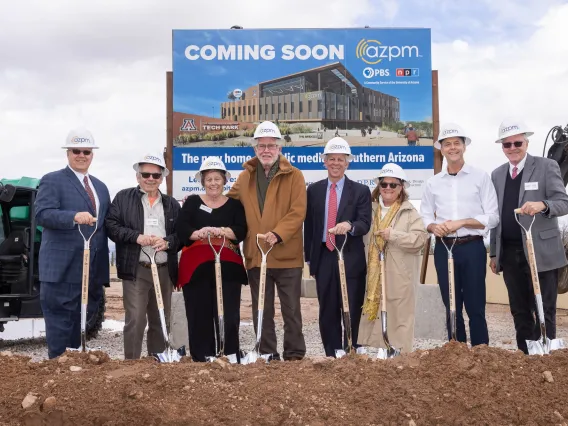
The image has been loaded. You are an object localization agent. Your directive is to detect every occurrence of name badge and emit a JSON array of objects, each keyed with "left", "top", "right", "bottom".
[
  {"left": 146, "top": 218, "right": 159, "bottom": 226},
  {"left": 200, "top": 204, "right": 213, "bottom": 213},
  {"left": 525, "top": 182, "right": 538, "bottom": 191}
]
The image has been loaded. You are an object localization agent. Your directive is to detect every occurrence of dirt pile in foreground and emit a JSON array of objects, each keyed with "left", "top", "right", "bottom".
[{"left": 1, "top": 342, "right": 567, "bottom": 425}]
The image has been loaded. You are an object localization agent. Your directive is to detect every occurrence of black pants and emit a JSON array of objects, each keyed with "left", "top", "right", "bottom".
[
  {"left": 315, "top": 245, "right": 366, "bottom": 357},
  {"left": 434, "top": 238, "right": 489, "bottom": 346},
  {"left": 501, "top": 243, "right": 558, "bottom": 354},
  {"left": 182, "top": 278, "right": 242, "bottom": 362}
]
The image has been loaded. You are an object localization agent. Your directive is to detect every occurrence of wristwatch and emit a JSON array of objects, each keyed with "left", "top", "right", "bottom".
[
  {"left": 541, "top": 200, "right": 550, "bottom": 216},
  {"left": 165, "top": 240, "right": 170, "bottom": 250}
]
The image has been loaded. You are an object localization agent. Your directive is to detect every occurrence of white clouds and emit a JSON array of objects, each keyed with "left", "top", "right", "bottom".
[
  {"left": 432, "top": 2, "right": 568, "bottom": 172},
  {"left": 1, "top": 0, "right": 567, "bottom": 199}
]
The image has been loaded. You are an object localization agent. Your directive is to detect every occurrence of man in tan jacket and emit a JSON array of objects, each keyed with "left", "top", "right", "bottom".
[{"left": 228, "top": 121, "right": 307, "bottom": 361}]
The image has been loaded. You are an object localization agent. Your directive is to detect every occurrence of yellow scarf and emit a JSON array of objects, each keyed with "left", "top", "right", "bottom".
[{"left": 361, "top": 198, "right": 401, "bottom": 320}]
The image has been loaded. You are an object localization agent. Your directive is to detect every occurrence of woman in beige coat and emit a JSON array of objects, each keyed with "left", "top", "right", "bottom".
[{"left": 358, "top": 163, "right": 428, "bottom": 354}]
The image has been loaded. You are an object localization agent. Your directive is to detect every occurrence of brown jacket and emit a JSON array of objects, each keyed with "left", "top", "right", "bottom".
[
  {"left": 227, "top": 154, "right": 307, "bottom": 270},
  {"left": 358, "top": 200, "right": 427, "bottom": 353}
]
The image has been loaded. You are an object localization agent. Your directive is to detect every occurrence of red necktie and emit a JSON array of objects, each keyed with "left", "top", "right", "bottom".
[
  {"left": 83, "top": 176, "right": 97, "bottom": 216},
  {"left": 512, "top": 166, "right": 518, "bottom": 179},
  {"left": 326, "top": 183, "right": 337, "bottom": 251}
]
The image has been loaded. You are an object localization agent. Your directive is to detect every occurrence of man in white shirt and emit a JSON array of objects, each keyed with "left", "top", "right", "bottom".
[{"left": 420, "top": 123, "right": 499, "bottom": 346}]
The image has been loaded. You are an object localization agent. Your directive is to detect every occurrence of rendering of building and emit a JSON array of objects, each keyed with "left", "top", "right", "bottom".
[{"left": 220, "top": 62, "right": 400, "bottom": 129}]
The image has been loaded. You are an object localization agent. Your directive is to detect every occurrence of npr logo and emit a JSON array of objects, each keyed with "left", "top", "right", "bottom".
[{"left": 395, "top": 68, "right": 419, "bottom": 77}]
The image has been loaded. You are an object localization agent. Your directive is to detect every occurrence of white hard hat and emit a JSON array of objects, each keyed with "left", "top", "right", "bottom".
[
  {"left": 194, "top": 156, "right": 231, "bottom": 181},
  {"left": 133, "top": 153, "right": 170, "bottom": 177},
  {"left": 322, "top": 137, "right": 353, "bottom": 161},
  {"left": 252, "top": 121, "right": 282, "bottom": 145},
  {"left": 435, "top": 123, "right": 471, "bottom": 150},
  {"left": 62, "top": 128, "right": 98, "bottom": 149},
  {"left": 495, "top": 118, "right": 534, "bottom": 143},
  {"left": 374, "top": 163, "right": 410, "bottom": 188}
]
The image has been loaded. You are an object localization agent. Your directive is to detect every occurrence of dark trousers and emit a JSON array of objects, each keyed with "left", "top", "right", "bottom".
[
  {"left": 434, "top": 238, "right": 489, "bottom": 346},
  {"left": 182, "top": 278, "right": 242, "bottom": 362},
  {"left": 247, "top": 267, "right": 306, "bottom": 360},
  {"left": 40, "top": 279, "right": 103, "bottom": 359},
  {"left": 315, "top": 246, "right": 366, "bottom": 357},
  {"left": 501, "top": 243, "right": 558, "bottom": 354}
]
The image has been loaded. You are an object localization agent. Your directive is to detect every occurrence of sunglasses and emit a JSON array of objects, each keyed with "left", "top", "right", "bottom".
[
  {"left": 71, "top": 149, "right": 92, "bottom": 156},
  {"left": 502, "top": 141, "right": 524, "bottom": 149},
  {"left": 380, "top": 182, "right": 401, "bottom": 189},
  {"left": 140, "top": 172, "right": 162, "bottom": 179}
]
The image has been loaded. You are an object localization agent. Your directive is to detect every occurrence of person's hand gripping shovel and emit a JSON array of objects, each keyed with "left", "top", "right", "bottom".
[
  {"left": 328, "top": 230, "right": 356, "bottom": 358},
  {"left": 141, "top": 247, "right": 186, "bottom": 363},
  {"left": 241, "top": 234, "right": 275, "bottom": 365},
  {"left": 373, "top": 238, "right": 401, "bottom": 360},
  {"left": 67, "top": 219, "right": 102, "bottom": 354},
  {"left": 514, "top": 208, "right": 565, "bottom": 355},
  {"left": 204, "top": 232, "right": 239, "bottom": 364},
  {"left": 440, "top": 234, "right": 458, "bottom": 342}
]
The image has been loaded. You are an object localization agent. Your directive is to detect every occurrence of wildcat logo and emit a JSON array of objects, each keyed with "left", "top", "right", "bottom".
[{"left": 180, "top": 118, "right": 197, "bottom": 132}]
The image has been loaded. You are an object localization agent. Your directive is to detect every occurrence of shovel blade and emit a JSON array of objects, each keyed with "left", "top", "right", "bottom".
[
  {"left": 527, "top": 337, "right": 565, "bottom": 356},
  {"left": 240, "top": 351, "right": 273, "bottom": 365},
  {"left": 377, "top": 347, "right": 401, "bottom": 360},
  {"left": 152, "top": 345, "right": 186, "bottom": 363}
]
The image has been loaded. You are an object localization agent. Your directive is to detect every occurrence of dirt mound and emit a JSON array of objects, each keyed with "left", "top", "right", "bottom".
[{"left": 1, "top": 342, "right": 567, "bottom": 425}]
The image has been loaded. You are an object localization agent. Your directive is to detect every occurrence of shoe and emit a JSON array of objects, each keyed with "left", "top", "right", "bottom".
[{"left": 284, "top": 356, "right": 304, "bottom": 361}]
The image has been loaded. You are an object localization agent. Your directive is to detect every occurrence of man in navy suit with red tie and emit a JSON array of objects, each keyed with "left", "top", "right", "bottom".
[
  {"left": 304, "top": 138, "right": 372, "bottom": 357},
  {"left": 35, "top": 128, "right": 110, "bottom": 359}
]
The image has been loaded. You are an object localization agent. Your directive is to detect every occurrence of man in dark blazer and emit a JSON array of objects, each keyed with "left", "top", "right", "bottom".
[
  {"left": 35, "top": 128, "right": 110, "bottom": 359},
  {"left": 489, "top": 118, "right": 568, "bottom": 354},
  {"left": 304, "top": 137, "right": 372, "bottom": 357}
]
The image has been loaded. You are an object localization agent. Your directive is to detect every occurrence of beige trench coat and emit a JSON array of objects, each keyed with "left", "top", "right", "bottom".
[{"left": 358, "top": 200, "right": 428, "bottom": 353}]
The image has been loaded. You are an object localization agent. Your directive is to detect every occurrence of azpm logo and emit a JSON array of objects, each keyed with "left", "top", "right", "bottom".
[{"left": 356, "top": 39, "right": 420, "bottom": 64}]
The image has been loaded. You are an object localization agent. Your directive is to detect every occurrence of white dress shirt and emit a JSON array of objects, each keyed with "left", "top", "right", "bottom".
[
  {"left": 420, "top": 163, "right": 499, "bottom": 237},
  {"left": 509, "top": 154, "right": 527, "bottom": 178},
  {"left": 70, "top": 167, "right": 100, "bottom": 217}
]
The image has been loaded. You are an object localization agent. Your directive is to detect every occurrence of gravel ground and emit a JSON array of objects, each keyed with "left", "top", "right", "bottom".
[{"left": 3, "top": 308, "right": 563, "bottom": 361}]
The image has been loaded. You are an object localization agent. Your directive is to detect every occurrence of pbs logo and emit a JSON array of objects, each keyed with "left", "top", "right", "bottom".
[{"left": 362, "top": 67, "right": 390, "bottom": 79}]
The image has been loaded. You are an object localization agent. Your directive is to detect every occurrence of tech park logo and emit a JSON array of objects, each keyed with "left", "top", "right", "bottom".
[{"left": 356, "top": 39, "right": 421, "bottom": 64}]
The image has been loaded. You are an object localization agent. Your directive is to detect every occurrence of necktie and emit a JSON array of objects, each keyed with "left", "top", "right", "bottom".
[
  {"left": 326, "top": 183, "right": 337, "bottom": 251},
  {"left": 83, "top": 176, "right": 97, "bottom": 216},
  {"left": 512, "top": 166, "right": 518, "bottom": 179}
]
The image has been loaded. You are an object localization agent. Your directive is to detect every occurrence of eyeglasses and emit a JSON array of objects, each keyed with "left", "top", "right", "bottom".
[
  {"left": 140, "top": 172, "right": 162, "bottom": 179},
  {"left": 502, "top": 141, "right": 524, "bottom": 149},
  {"left": 71, "top": 149, "right": 92, "bottom": 156},
  {"left": 256, "top": 144, "right": 278, "bottom": 151},
  {"left": 380, "top": 182, "right": 401, "bottom": 189}
]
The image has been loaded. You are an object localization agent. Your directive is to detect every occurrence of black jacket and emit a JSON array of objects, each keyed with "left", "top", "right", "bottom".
[
  {"left": 105, "top": 187, "right": 181, "bottom": 285},
  {"left": 304, "top": 176, "right": 372, "bottom": 277}
]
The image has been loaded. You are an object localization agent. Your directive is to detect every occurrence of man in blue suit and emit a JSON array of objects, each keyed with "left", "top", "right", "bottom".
[
  {"left": 304, "top": 137, "right": 372, "bottom": 357},
  {"left": 35, "top": 128, "right": 111, "bottom": 359}
]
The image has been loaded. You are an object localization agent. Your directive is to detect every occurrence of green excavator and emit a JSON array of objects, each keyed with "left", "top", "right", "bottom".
[{"left": 0, "top": 177, "right": 106, "bottom": 337}]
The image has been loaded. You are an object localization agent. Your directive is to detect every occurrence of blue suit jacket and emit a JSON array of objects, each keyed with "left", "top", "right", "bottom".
[
  {"left": 304, "top": 175, "right": 372, "bottom": 277},
  {"left": 35, "top": 166, "right": 110, "bottom": 285}
]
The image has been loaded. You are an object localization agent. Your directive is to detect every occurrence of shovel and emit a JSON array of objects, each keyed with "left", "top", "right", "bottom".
[
  {"left": 204, "top": 233, "right": 239, "bottom": 364},
  {"left": 439, "top": 235, "right": 458, "bottom": 341},
  {"left": 67, "top": 219, "right": 101, "bottom": 354},
  {"left": 374, "top": 241, "right": 401, "bottom": 360},
  {"left": 514, "top": 208, "right": 565, "bottom": 355},
  {"left": 328, "top": 231, "right": 355, "bottom": 358},
  {"left": 241, "top": 234, "right": 274, "bottom": 365},
  {"left": 141, "top": 247, "right": 186, "bottom": 363}
]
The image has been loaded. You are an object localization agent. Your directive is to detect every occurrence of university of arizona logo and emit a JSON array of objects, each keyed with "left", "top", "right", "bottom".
[{"left": 180, "top": 118, "right": 197, "bottom": 131}]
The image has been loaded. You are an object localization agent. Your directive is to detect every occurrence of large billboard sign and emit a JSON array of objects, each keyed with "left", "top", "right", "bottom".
[{"left": 172, "top": 28, "right": 433, "bottom": 200}]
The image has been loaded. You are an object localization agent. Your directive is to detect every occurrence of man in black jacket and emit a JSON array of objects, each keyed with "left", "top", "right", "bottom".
[
  {"left": 105, "top": 153, "right": 181, "bottom": 359},
  {"left": 304, "top": 137, "right": 372, "bottom": 357}
]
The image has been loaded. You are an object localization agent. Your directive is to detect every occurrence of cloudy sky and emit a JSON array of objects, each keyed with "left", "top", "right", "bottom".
[{"left": 1, "top": 0, "right": 567, "bottom": 200}]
